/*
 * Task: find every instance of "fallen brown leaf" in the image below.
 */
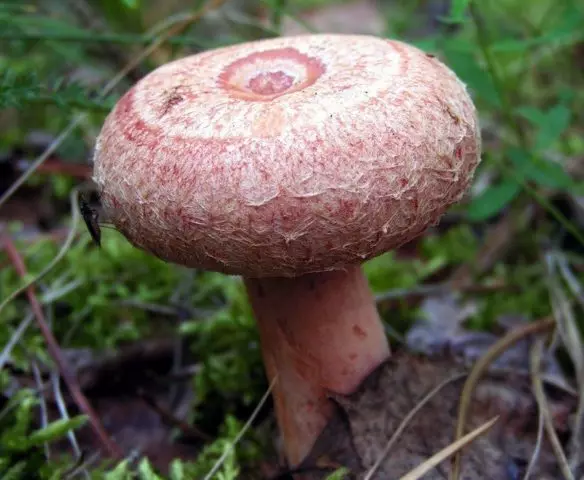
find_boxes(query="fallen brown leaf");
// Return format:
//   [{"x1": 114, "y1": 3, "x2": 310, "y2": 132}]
[{"x1": 297, "y1": 351, "x2": 575, "y2": 479}]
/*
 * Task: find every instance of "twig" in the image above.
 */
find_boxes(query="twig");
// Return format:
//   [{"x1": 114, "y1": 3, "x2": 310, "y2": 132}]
[
  {"x1": 0, "y1": 231, "x2": 121, "y2": 458},
  {"x1": 364, "y1": 373, "x2": 468, "y2": 480},
  {"x1": 400, "y1": 416, "x2": 499, "y2": 480},
  {"x1": 530, "y1": 338, "x2": 574, "y2": 480},
  {"x1": 203, "y1": 375, "x2": 278, "y2": 480},
  {"x1": 33, "y1": 158, "x2": 93, "y2": 179},
  {"x1": 449, "y1": 317, "x2": 555, "y2": 480}
]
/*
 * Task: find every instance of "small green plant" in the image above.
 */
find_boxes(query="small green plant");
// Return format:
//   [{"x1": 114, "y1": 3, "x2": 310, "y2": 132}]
[
  {"x1": 101, "y1": 416, "x2": 262, "y2": 479},
  {"x1": 0, "y1": 70, "x2": 116, "y2": 113},
  {"x1": 324, "y1": 467, "x2": 350, "y2": 480},
  {"x1": 0, "y1": 387, "x2": 87, "y2": 479},
  {"x1": 179, "y1": 273, "x2": 265, "y2": 407}
]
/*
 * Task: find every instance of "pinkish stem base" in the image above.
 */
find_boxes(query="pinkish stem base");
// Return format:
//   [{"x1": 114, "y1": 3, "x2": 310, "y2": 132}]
[{"x1": 244, "y1": 266, "x2": 390, "y2": 466}]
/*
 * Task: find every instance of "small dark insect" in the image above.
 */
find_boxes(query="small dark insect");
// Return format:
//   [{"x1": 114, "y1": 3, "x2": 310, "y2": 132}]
[{"x1": 79, "y1": 193, "x2": 101, "y2": 247}]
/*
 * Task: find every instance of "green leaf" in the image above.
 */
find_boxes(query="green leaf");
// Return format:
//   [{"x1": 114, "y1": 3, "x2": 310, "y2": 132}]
[
  {"x1": 507, "y1": 144, "x2": 574, "y2": 191},
  {"x1": 535, "y1": 104, "x2": 571, "y2": 150},
  {"x1": 325, "y1": 467, "x2": 350, "y2": 479},
  {"x1": 4, "y1": 392, "x2": 37, "y2": 448},
  {"x1": 26, "y1": 415, "x2": 87, "y2": 447},
  {"x1": 517, "y1": 104, "x2": 572, "y2": 151},
  {"x1": 104, "y1": 460, "x2": 131, "y2": 480},
  {"x1": 442, "y1": 48, "x2": 500, "y2": 106},
  {"x1": 466, "y1": 179, "x2": 521, "y2": 221},
  {"x1": 170, "y1": 460, "x2": 185, "y2": 480},
  {"x1": 516, "y1": 107, "x2": 547, "y2": 126},
  {"x1": 526, "y1": 160, "x2": 573, "y2": 189},
  {"x1": 138, "y1": 459, "x2": 164, "y2": 480},
  {"x1": 507, "y1": 147, "x2": 533, "y2": 179},
  {"x1": 121, "y1": 0, "x2": 140, "y2": 9}
]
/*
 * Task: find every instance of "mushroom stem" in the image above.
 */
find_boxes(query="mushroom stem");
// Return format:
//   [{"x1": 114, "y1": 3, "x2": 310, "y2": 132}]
[{"x1": 244, "y1": 265, "x2": 390, "y2": 465}]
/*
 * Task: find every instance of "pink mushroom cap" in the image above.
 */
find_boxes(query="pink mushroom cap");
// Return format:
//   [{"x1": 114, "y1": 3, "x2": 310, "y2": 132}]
[{"x1": 93, "y1": 34, "x2": 480, "y2": 277}]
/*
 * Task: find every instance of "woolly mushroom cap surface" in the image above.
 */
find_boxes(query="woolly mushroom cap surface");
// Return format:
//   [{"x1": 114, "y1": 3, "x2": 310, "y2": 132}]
[{"x1": 93, "y1": 34, "x2": 480, "y2": 277}]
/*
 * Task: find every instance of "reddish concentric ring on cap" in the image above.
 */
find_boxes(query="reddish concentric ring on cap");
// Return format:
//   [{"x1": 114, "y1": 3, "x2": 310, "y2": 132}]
[{"x1": 217, "y1": 47, "x2": 326, "y2": 101}]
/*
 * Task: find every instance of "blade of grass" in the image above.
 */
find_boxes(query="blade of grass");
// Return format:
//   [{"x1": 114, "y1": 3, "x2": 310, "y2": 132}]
[
  {"x1": 31, "y1": 361, "x2": 50, "y2": 461},
  {"x1": 545, "y1": 253, "x2": 584, "y2": 381},
  {"x1": 52, "y1": 371, "x2": 87, "y2": 473},
  {"x1": 522, "y1": 408, "x2": 544, "y2": 480},
  {"x1": 400, "y1": 416, "x2": 499, "y2": 480},
  {"x1": 530, "y1": 337, "x2": 574, "y2": 480},
  {"x1": 556, "y1": 253, "x2": 584, "y2": 317},
  {"x1": 450, "y1": 316, "x2": 555, "y2": 479},
  {"x1": 546, "y1": 252, "x2": 584, "y2": 473},
  {"x1": 0, "y1": 313, "x2": 34, "y2": 370}
]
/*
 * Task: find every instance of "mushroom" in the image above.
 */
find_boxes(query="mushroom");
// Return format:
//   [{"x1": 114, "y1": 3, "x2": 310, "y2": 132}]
[{"x1": 93, "y1": 34, "x2": 480, "y2": 466}]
